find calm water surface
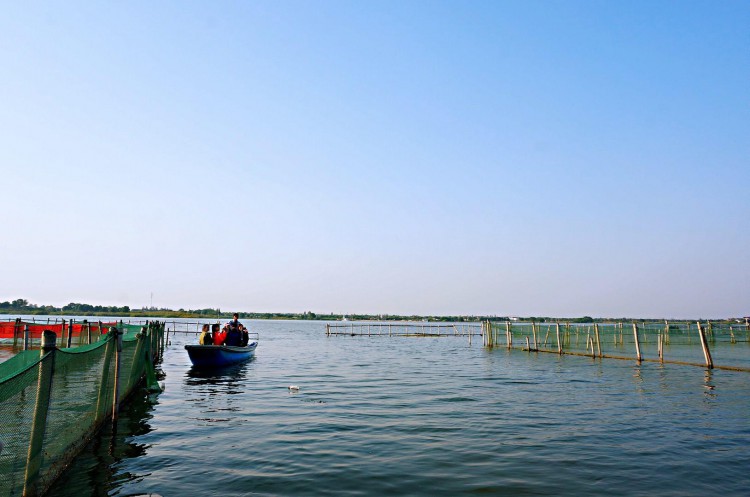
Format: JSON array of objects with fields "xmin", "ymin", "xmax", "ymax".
[{"xmin": 47, "ymin": 320, "xmax": 750, "ymax": 496}]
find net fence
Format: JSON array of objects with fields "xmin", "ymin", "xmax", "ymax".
[
  {"xmin": 0, "ymin": 321, "xmax": 164, "ymax": 496},
  {"xmin": 484, "ymin": 321, "xmax": 750, "ymax": 371},
  {"xmin": 0, "ymin": 319, "xmax": 131, "ymax": 348}
]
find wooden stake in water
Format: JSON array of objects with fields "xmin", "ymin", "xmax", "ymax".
[
  {"xmin": 633, "ymin": 323, "xmax": 642, "ymax": 362},
  {"xmin": 556, "ymin": 323, "xmax": 562, "ymax": 354},
  {"xmin": 697, "ymin": 322, "xmax": 714, "ymax": 369},
  {"xmin": 532, "ymin": 322, "xmax": 538, "ymax": 350},
  {"xmin": 658, "ymin": 334, "xmax": 663, "ymax": 362},
  {"xmin": 526, "ymin": 336, "xmax": 531, "ymax": 352},
  {"xmin": 112, "ymin": 327, "xmax": 123, "ymax": 422},
  {"xmin": 594, "ymin": 323, "xmax": 601, "ymax": 357},
  {"xmin": 508, "ymin": 322, "xmax": 513, "ymax": 348},
  {"xmin": 23, "ymin": 330, "xmax": 57, "ymax": 496}
]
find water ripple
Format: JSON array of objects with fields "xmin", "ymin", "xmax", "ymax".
[{"xmin": 46, "ymin": 321, "xmax": 750, "ymax": 496}]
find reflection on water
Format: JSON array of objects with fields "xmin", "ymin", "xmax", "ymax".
[
  {"xmin": 703, "ymin": 370, "xmax": 717, "ymax": 401},
  {"xmin": 0, "ymin": 344, "xmax": 23, "ymax": 363},
  {"xmin": 183, "ymin": 360, "xmax": 256, "ymax": 422},
  {"xmin": 47, "ymin": 388, "xmax": 157, "ymax": 496},
  {"xmin": 185, "ymin": 358, "xmax": 254, "ymax": 384}
]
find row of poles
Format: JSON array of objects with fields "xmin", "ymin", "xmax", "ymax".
[
  {"xmin": 324, "ymin": 320, "xmax": 739, "ymax": 371},
  {"xmin": 20, "ymin": 322, "xmax": 165, "ymax": 496},
  {"xmin": 324, "ymin": 319, "xmax": 741, "ymax": 371},
  {"xmin": 483, "ymin": 321, "xmax": 722, "ymax": 369},
  {"xmin": 11, "ymin": 318, "xmax": 111, "ymax": 350},
  {"xmin": 326, "ymin": 322, "xmax": 481, "ymax": 344}
]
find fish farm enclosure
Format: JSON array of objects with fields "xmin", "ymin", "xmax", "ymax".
[
  {"xmin": 1, "ymin": 317, "xmax": 749, "ymax": 496},
  {"xmin": 326, "ymin": 320, "xmax": 750, "ymax": 371},
  {"xmin": 0, "ymin": 320, "xmax": 164, "ymax": 496}
]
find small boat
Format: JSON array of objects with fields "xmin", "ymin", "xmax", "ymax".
[{"xmin": 185, "ymin": 340, "xmax": 258, "ymax": 368}]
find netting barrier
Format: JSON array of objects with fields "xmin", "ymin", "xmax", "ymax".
[
  {"xmin": 482, "ymin": 321, "xmax": 750, "ymax": 371},
  {"xmin": 0, "ymin": 321, "xmax": 164, "ymax": 496},
  {"xmin": 0, "ymin": 319, "xmax": 120, "ymax": 347}
]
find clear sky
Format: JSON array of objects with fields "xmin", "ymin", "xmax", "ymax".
[{"xmin": 1, "ymin": 1, "xmax": 748, "ymax": 318}]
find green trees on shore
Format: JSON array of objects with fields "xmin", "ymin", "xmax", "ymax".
[{"xmin": 0, "ymin": 299, "xmax": 738, "ymax": 323}]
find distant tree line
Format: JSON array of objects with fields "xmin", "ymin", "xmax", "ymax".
[
  {"xmin": 62, "ymin": 303, "xmax": 131, "ymax": 313},
  {"xmin": 0, "ymin": 299, "xmax": 739, "ymax": 322},
  {"xmin": 0, "ymin": 299, "xmax": 131, "ymax": 315}
]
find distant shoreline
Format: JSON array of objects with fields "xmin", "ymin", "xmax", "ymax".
[{"xmin": 0, "ymin": 309, "xmax": 744, "ymax": 324}]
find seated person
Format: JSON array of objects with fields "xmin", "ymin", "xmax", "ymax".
[
  {"xmin": 224, "ymin": 313, "xmax": 243, "ymax": 346},
  {"xmin": 212, "ymin": 323, "xmax": 226, "ymax": 345},
  {"xmin": 198, "ymin": 324, "xmax": 213, "ymax": 345}
]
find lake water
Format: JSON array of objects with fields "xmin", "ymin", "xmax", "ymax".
[{"xmin": 45, "ymin": 319, "xmax": 750, "ymax": 496}]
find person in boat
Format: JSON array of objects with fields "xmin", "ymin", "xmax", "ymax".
[
  {"xmin": 212, "ymin": 323, "xmax": 225, "ymax": 345},
  {"xmin": 241, "ymin": 324, "xmax": 249, "ymax": 346},
  {"xmin": 224, "ymin": 313, "xmax": 244, "ymax": 346},
  {"xmin": 198, "ymin": 324, "xmax": 213, "ymax": 345}
]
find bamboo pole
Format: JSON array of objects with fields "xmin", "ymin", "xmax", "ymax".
[
  {"xmin": 95, "ymin": 334, "xmax": 114, "ymax": 422},
  {"xmin": 556, "ymin": 323, "xmax": 562, "ymax": 354},
  {"xmin": 112, "ymin": 327, "xmax": 123, "ymax": 422},
  {"xmin": 508, "ymin": 322, "xmax": 513, "ymax": 348},
  {"xmin": 658, "ymin": 334, "xmax": 663, "ymax": 362},
  {"xmin": 633, "ymin": 323, "xmax": 642, "ymax": 362},
  {"xmin": 23, "ymin": 330, "xmax": 57, "ymax": 496},
  {"xmin": 594, "ymin": 323, "xmax": 601, "ymax": 357},
  {"xmin": 525, "ymin": 336, "xmax": 530, "ymax": 352},
  {"xmin": 65, "ymin": 319, "xmax": 73, "ymax": 348},
  {"xmin": 697, "ymin": 322, "xmax": 714, "ymax": 369},
  {"xmin": 532, "ymin": 322, "xmax": 538, "ymax": 350}
]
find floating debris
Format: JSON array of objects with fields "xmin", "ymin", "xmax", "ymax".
[{"xmin": 288, "ymin": 385, "xmax": 300, "ymax": 392}]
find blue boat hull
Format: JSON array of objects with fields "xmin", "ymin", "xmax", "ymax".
[{"xmin": 185, "ymin": 342, "xmax": 257, "ymax": 367}]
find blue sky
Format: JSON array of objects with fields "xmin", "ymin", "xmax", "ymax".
[{"xmin": 1, "ymin": 1, "xmax": 748, "ymax": 318}]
